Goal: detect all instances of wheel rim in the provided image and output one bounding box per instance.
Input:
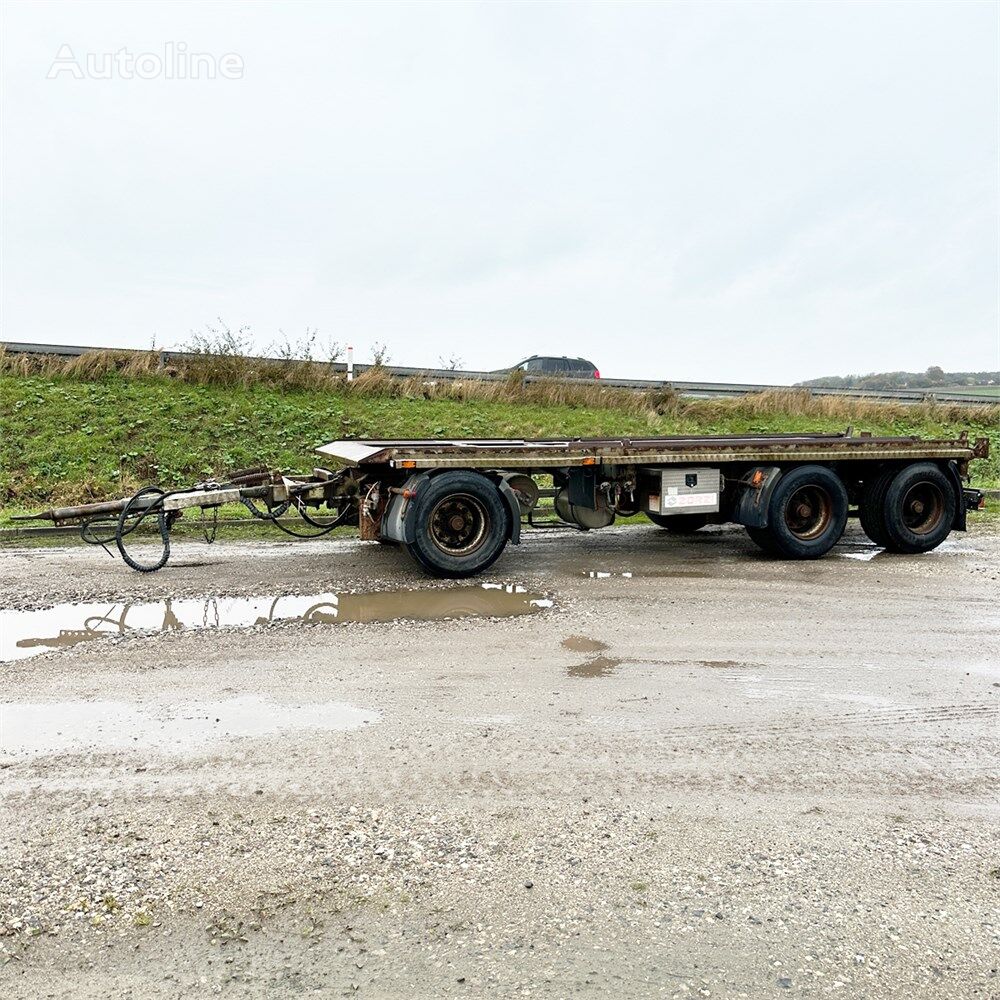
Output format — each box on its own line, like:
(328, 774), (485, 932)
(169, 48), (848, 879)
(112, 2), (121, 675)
(429, 493), (490, 556)
(900, 481), (945, 535)
(783, 485), (833, 541)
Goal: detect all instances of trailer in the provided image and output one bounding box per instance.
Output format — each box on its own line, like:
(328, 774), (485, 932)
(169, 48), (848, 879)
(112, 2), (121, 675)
(17, 430), (989, 576)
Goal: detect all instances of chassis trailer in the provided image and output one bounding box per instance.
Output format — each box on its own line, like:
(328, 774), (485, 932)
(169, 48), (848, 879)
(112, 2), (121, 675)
(18, 430), (989, 577)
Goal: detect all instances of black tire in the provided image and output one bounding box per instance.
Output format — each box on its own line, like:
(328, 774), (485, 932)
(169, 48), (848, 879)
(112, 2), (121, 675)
(754, 465), (848, 559)
(881, 462), (955, 554)
(403, 470), (511, 577)
(859, 467), (896, 547)
(645, 512), (710, 533)
(745, 525), (779, 553)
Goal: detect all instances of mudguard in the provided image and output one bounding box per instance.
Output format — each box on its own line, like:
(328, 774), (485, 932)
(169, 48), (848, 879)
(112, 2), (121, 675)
(380, 472), (431, 544)
(380, 471), (521, 545)
(732, 466), (782, 528)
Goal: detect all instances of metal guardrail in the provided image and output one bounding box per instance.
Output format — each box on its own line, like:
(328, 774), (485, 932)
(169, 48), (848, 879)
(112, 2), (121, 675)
(2, 340), (997, 405)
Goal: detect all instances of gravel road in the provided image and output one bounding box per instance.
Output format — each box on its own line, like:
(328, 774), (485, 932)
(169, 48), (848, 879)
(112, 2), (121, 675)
(1, 522), (998, 998)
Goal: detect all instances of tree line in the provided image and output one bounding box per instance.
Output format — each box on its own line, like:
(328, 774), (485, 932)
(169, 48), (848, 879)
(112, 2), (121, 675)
(798, 367), (999, 390)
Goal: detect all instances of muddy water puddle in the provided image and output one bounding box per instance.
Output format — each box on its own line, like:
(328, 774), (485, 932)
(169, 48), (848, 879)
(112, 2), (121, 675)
(560, 636), (755, 678)
(567, 655), (622, 678)
(0, 695), (377, 757)
(0, 584), (552, 663)
(583, 569), (711, 580)
(561, 636), (621, 678)
(561, 636), (609, 654)
(834, 539), (984, 561)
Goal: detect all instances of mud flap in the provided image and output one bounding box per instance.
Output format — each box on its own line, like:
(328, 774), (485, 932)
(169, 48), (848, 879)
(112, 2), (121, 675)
(945, 460), (967, 532)
(567, 467), (598, 509)
(732, 467), (782, 528)
(496, 478), (522, 545)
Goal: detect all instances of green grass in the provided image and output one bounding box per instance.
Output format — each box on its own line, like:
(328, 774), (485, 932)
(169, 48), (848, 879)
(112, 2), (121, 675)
(938, 384), (1000, 398)
(1, 371), (997, 522)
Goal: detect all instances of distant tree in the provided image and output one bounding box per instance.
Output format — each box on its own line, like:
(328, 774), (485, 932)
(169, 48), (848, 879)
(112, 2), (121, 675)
(798, 368), (999, 391)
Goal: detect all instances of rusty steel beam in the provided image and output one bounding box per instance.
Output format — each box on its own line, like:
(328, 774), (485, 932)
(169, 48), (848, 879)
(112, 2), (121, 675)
(12, 496), (154, 522)
(317, 433), (989, 470)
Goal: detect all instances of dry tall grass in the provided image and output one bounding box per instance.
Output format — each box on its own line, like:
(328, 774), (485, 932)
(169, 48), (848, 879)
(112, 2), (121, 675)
(2, 346), (998, 426)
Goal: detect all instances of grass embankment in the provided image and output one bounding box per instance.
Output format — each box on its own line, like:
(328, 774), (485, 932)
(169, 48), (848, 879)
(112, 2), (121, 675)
(1, 350), (997, 522)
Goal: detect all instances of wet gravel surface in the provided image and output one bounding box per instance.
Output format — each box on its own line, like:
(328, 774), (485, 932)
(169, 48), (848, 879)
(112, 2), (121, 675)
(1, 523), (999, 998)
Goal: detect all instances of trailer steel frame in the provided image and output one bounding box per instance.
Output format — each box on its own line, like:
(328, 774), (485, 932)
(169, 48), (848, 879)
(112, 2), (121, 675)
(17, 430), (990, 576)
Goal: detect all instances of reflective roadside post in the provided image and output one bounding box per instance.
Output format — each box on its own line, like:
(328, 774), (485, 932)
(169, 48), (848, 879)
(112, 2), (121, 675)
(347, 345), (354, 381)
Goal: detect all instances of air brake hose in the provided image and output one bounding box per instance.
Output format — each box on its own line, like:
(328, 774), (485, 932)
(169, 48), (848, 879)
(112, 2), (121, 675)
(115, 486), (172, 573)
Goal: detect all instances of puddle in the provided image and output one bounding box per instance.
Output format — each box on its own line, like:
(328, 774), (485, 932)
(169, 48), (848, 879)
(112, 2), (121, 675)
(838, 550), (884, 562)
(567, 655), (621, 679)
(835, 539), (984, 561)
(561, 636), (609, 654)
(562, 637), (620, 677)
(559, 639), (753, 678)
(0, 584), (553, 663)
(0, 695), (378, 757)
(583, 569), (711, 580)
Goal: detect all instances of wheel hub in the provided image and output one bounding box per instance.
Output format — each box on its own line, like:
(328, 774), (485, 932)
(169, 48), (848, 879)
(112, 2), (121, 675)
(901, 482), (944, 534)
(784, 485), (832, 540)
(429, 494), (490, 556)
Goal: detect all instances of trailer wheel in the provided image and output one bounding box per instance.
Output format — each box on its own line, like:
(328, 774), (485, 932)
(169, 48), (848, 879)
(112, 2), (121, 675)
(404, 471), (511, 577)
(745, 525), (779, 553)
(859, 467), (896, 547)
(645, 512), (709, 533)
(881, 462), (955, 554)
(754, 465), (848, 559)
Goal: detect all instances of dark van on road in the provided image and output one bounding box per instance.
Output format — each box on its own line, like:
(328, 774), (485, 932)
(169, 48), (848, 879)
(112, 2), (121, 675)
(510, 355), (600, 379)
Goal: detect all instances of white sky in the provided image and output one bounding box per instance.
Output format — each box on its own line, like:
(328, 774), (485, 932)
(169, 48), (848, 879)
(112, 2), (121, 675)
(1, 0), (998, 382)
